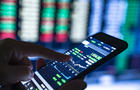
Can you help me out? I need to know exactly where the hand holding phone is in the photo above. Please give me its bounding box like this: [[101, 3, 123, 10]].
[[20, 32, 128, 90], [0, 38, 71, 89], [12, 59, 87, 90]]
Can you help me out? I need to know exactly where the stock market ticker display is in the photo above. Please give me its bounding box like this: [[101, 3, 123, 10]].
[[70, 0, 90, 43], [89, 0, 128, 38], [88, 0, 104, 36], [40, 0, 71, 43], [103, 0, 127, 39], [18, 0, 40, 42], [55, 0, 70, 43], [40, 0, 56, 43], [115, 0, 140, 73], [22, 37, 116, 90], [0, 0, 17, 39], [0, 0, 71, 43], [88, 0, 140, 72]]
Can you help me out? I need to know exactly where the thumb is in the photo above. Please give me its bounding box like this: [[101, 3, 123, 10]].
[[0, 64, 33, 85]]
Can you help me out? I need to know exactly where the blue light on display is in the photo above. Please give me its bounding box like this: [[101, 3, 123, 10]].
[[70, 0, 90, 43], [88, 0, 103, 36], [19, 0, 40, 42], [103, 0, 128, 39]]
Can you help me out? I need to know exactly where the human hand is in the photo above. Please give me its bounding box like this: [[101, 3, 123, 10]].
[[0, 38, 71, 86]]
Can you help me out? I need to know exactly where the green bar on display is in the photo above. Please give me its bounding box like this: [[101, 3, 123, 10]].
[[72, 52, 76, 55], [42, 13, 55, 18], [56, 74, 61, 78], [74, 48, 79, 50], [53, 77, 57, 81], [57, 13, 69, 18], [96, 56, 102, 60], [41, 25, 54, 31], [91, 40, 96, 43], [56, 25, 68, 30], [0, 5, 16, 11], [57, 81, 62, 86], [58, 0, 71, 2], [61, 79, 66, 83], [0, 11, 16, 16], [58, 9, 69, 14], [0, 23, 16, 30], [43, 8, 55, 13], [43, 0, 55, 2]]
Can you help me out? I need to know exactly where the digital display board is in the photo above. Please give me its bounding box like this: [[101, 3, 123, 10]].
[[103, 0, 128, 39], [55, 0, 71, 43], [0, 0, 17, 39], [70, 0, 90, 43], [88, 0, 103, 36], [40, 0, 56, 43], [19, 0, 40, 42]]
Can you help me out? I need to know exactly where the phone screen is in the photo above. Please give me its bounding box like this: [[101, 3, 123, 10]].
[[21, 36, 116, 90]]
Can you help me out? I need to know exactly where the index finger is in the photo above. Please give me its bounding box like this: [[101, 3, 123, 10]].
[[6, 39, 71, 62]]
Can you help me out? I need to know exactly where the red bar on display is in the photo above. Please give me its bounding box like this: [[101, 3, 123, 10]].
[[55, 33, 68, 43], [41, 20, 55, 25], [1, 0, 17, 3], [0, 32, 16, 39], [0, 17, 16, 22], [57, 3, 70, 8], [42, 3, 56, 7], [40, 33, 54, 43], [57, 19, 68, 24]]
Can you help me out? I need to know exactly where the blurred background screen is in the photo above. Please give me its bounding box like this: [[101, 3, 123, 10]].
[[0, 0, 140, 90]]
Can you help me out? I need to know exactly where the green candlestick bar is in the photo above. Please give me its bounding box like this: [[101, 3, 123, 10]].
[[43, 0, 55, 2], [41, 25, 54, 33], [0, 4, 16, 11], [0, 23, 16, 30]]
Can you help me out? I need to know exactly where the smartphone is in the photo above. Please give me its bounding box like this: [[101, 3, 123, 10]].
[[19, 32, 128, 90]]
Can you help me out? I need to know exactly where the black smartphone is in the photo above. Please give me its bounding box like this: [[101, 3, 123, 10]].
[[19, 32, 128, 90]]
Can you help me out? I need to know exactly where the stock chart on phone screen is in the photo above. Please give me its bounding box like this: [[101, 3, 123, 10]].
[[22, 37, 116, 90]]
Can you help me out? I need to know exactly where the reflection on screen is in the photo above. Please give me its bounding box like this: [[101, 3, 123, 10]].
[[21, 37, 116, 90]]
